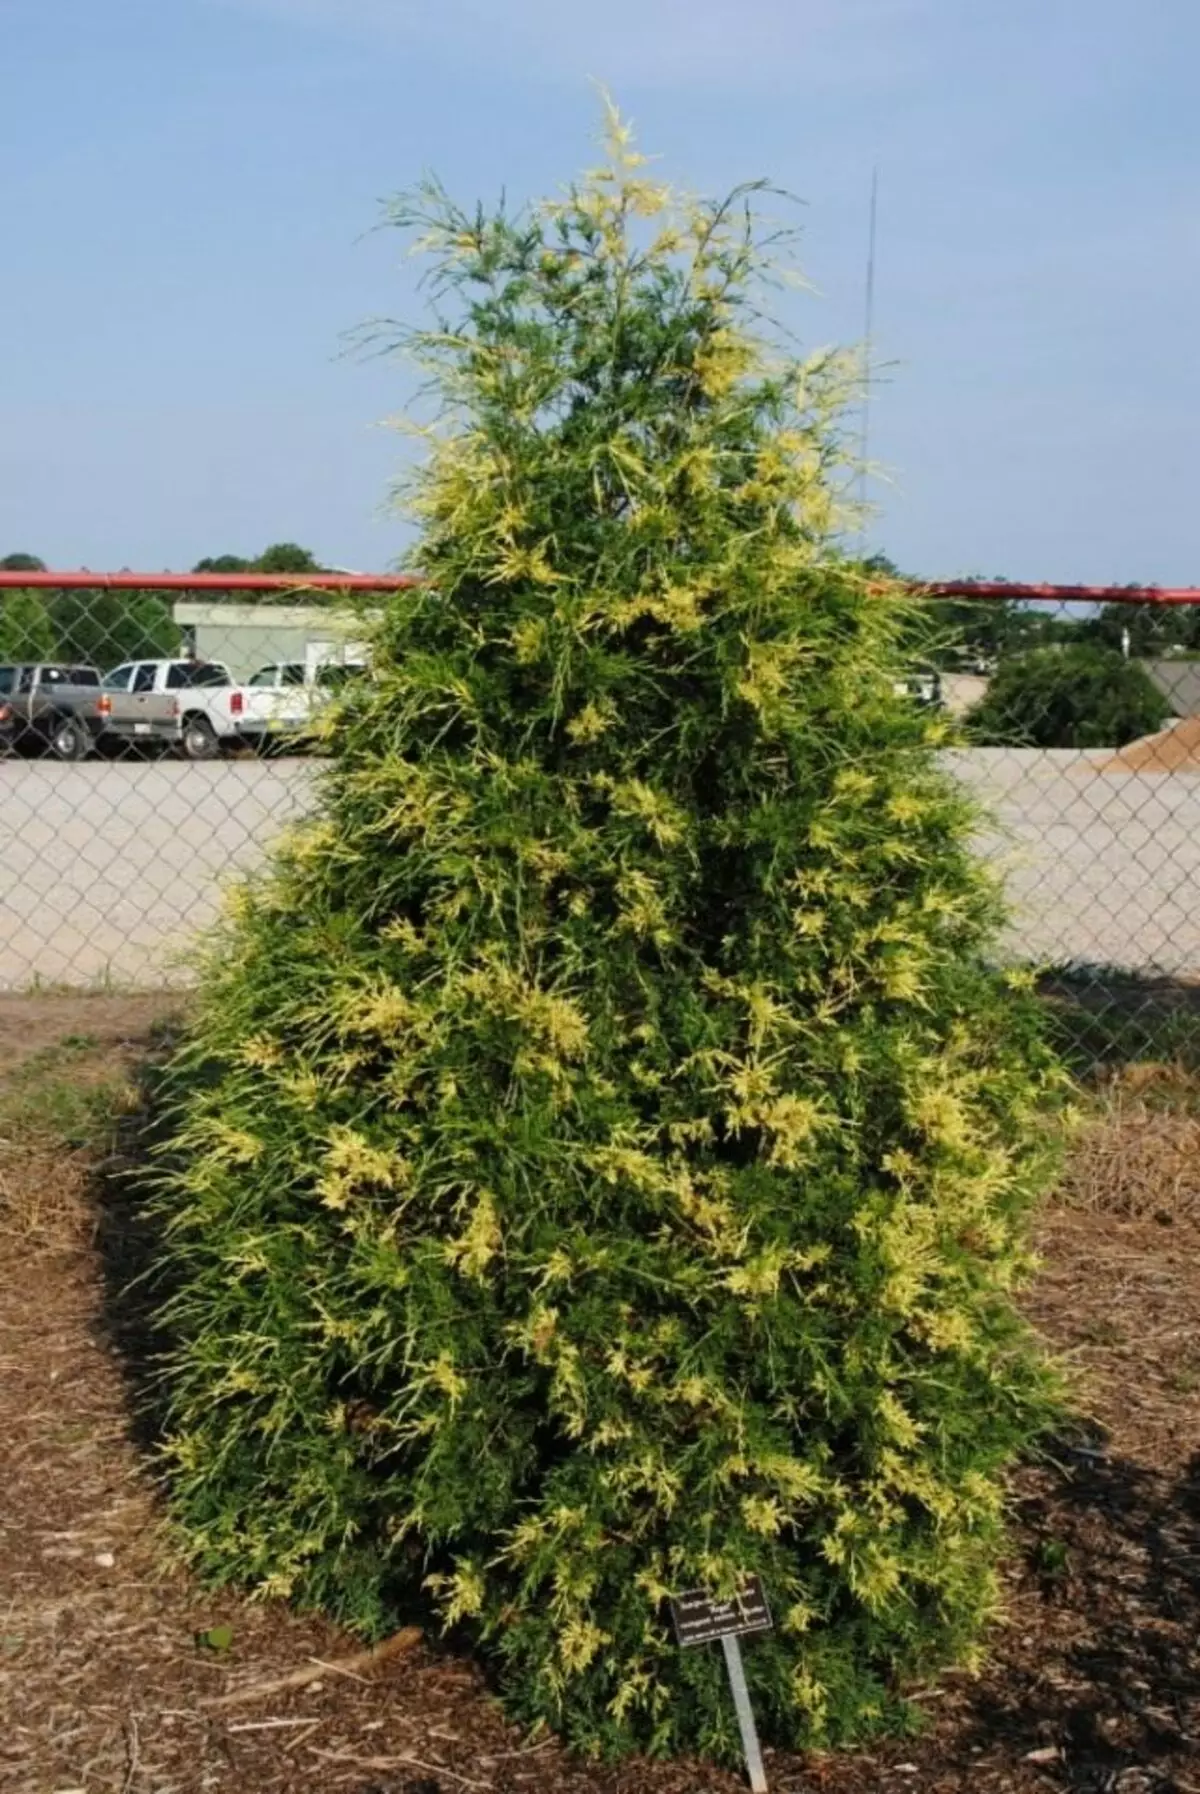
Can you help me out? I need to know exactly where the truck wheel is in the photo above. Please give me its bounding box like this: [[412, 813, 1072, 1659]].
[[48, 715, 90, 762], [180, 714, 220, 761]]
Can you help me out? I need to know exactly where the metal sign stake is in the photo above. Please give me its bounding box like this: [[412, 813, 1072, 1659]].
[[721, 1632, 768, 1794], [669, 1576, 772, 1794]]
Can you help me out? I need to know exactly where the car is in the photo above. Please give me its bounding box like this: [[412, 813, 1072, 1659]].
[[235, 659, 368, 752], [95, 658, 246, 759], [0, 663, 105, 759]]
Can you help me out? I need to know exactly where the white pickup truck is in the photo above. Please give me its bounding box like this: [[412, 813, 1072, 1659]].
[[96, 658, 247, 759], [234, 660, 367, 752]]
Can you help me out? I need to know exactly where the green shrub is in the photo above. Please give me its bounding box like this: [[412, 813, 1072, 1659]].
[[969, 644, 1170, 749], [149, 111, 1064, 1765]]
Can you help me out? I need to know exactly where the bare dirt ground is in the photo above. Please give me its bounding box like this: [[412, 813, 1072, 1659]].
[[0, 993, 180, 1077], [2, 999, 1198, 1794]]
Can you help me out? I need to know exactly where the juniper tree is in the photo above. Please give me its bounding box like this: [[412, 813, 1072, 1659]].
[[151, 109, 1063, 1764]]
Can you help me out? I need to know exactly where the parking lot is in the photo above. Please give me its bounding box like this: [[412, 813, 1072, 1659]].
[[3, 749, 1200, 988], [948, 748, 1200, 976], [0, 757, 315, 987]]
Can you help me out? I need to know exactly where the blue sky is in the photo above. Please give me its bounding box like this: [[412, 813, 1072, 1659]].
[[1, 0, 1196, 580]]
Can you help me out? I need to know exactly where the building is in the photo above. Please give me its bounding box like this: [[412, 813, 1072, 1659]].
[[172, 601, 375, 681]]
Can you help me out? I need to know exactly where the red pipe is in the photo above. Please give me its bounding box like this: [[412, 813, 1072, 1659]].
[[0, 570, 419, 592], [1, 571, 1198, 605], [920, 581, 1200, 605]]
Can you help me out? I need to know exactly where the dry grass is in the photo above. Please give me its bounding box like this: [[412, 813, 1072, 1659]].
[[0, 1062, 114, 1246], [0, 994, 179, 1247], [0, 1133, 93, 1243], [1056, 1063, 1200, 1224]]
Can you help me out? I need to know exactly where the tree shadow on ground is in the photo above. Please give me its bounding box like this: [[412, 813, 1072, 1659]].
[[1040, 967, 1200, 1077], [958, 1448, 1200, 1791], [89, 1038, 184, 1454]]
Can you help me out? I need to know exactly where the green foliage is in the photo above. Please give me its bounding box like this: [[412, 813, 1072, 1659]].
[[0, 551, 47, 572], [1032, 1535, 1070, 1585], [968, 644, 1170, 749], [1086, 598, 1200, 658], [50, 589, 180, 669], [0, 1034, 123, 1154], [150, 110, 1065, 1767], [0, 580, 178, 671], [123, 592, 183, 660], [915, 590, 1197, 676], [192, 553, 254, 574], [193, 544, 323, 575], [254, 541, 322, 574], [917, 597, 1086, 671], [191, 543, 326, 597], [0, 588, 58, 661]]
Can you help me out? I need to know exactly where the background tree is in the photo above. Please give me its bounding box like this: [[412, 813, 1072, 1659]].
[[191, 544, 325, 595], [254, 541, 322, 574], [192, 553, 253, 574], [149, 111, 1063, 1767], [0, 588, 58, 660], [1084, 598, 1200, 658], [0, 551, 48, 573], [916, 592, 1092, 669], [969, 643, 1170, 748], [50, 589, 179, 668], [120, 591, 181, 660]]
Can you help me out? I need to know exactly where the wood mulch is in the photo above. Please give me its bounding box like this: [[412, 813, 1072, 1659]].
[[1, 999, 1197, 1794]]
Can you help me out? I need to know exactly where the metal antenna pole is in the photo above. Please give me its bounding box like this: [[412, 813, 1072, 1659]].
[[859, 163, 880, 542]]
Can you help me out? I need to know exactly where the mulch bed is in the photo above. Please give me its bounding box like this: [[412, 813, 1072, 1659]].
[[1, 1004, 1198, 1794]]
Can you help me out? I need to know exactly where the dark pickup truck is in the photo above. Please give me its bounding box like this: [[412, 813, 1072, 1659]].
[[0, 663, 105, 759]]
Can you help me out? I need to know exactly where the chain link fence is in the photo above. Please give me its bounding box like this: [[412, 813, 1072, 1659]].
[[2, 576, 1198, 1068], [914, 589, 1200, 1070], [0, 574, 409, 991]]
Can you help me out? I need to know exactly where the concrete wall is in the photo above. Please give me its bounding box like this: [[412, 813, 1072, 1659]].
[[1146, 659, 1200, 717]]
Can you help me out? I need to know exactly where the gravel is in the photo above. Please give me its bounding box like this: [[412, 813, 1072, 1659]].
[[2, 748, 1199, 989]]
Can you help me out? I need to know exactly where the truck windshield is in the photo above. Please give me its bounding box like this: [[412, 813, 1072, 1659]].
[[165, 662, 231, 689]]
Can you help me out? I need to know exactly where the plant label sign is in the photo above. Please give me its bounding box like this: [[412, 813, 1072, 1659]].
[[669, 1576, 772, 1648], [670, 1579, 772, 1793]]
